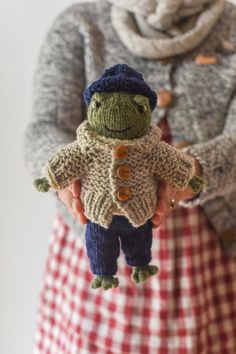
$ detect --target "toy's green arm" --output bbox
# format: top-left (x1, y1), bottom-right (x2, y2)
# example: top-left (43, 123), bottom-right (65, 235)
top-left (152, 141), bottom-right (206, 193)
top-left (34, 140), bottom-right (86, 192)
top-left (188, 175), bottom-right (205, 194)
top-left (34, 177), bottom-right (51, 192)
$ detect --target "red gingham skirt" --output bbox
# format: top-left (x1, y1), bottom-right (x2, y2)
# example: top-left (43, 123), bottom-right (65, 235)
top-left (34, 209), bottom-right (236, 354)
top-left (34, 121), bottom-right (236, 354)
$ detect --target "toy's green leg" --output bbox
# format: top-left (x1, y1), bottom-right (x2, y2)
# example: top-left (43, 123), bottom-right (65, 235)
top-left (91, 275), bottom-right (119, 290)
top-left (131, 265), bottom-right (158, 284)
top-left (188, 175), bottom-right (205, 194)
top-left (34, 177), bottom-right (50, 192)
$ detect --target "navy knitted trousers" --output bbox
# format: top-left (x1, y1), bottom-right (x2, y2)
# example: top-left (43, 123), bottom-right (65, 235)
top-left (85, 215), bottom-right (153, 277)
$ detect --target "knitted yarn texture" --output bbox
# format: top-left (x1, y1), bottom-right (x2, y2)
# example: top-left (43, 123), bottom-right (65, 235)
top-left (87, 92), bottom-right (153, 140)
top-left (37, 64), bottom-right (197, 229)
top-left (44, 120), bottom-right (195, 228)
top-left (26, 1), bottom-right (236, 254)
top-left (84, 64), bottom-right (157, 111)
top-left (109, 0), bottom-right (224, 58)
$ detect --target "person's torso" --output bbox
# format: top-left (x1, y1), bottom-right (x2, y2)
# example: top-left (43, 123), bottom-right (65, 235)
top-left (56, 0), bottom-right (236, 252)
top-left (71, 1), bottom-right (236, 146)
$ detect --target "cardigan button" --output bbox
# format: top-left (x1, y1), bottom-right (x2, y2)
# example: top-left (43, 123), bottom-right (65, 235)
top-left (117, 164), bottom-right (131, 181)
top-left (157, 90), bottom-right (173, 108)
top-left (222, 228), bottom-right (235, 244)
top-left (175, 140), bottom-right (191, 148)
top-left (221, 39), bottom-right (236, 53)
top-left (113, 145), bottom-right (129, 160)
top-left (195, 54), bottom-right (218, 65)
top-left (159, 57), bottom-right (172, 65)
top-left (117, 187), bottom-right (132, 201)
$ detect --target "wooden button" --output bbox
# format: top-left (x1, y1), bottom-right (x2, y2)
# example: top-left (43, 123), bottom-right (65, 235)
top-left (222, 228), bottom-right (235, 244)
top-left (159, 57), bottom-right (172, 65)
top-left (117, 187), bottom-right (132, 201)
top-left (157, 90), bottom-right (173, 108)
top-left (113, 145), bottom-right (129, 160)
top-left (117, 164), bottom-right (131, 180)
top-left (195, 54), bottom-right (218, 65)
top-left (175, 140), bottom-right (191, 148)
top-left (221, 39), bottom-right (236, 53)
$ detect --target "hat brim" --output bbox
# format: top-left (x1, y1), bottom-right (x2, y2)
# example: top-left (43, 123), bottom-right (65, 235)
top-left (84, 75), bottom-right (157, 111)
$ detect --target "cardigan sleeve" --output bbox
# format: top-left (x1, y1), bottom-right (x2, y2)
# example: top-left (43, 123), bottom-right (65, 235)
top-left (44, 141), bottom-right (86, 190)
top-left (23, 5), bottom-right (86, 178)
top-left (181, 91), bottom-right (236, 206)
top-left (152, 141), bottom-right (195, 190)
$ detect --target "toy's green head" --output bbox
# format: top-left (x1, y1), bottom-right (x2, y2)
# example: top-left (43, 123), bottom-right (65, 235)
top-left (87, 92), bottom-right (152, 139)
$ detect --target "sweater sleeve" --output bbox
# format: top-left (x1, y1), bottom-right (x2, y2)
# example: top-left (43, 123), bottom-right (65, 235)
top-left (152, 141), bottom-right (195, 190)
top-left (23, 5), bottom-right (86, 178)
top-left (181, 92), bottom-right (236, 206)
top-left (44, 141), bottom-right (86, 190)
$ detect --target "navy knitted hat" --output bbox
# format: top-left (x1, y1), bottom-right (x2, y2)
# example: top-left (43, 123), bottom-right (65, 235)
top-left (83, 64), bottom-right (157, 111)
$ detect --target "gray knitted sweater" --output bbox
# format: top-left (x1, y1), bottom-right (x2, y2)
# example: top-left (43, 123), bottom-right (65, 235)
top-left (24, 0), bottom-right (236, 254)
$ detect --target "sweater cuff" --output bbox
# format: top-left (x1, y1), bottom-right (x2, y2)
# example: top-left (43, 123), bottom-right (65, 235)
top-left (179, 142), bottom-right (219, 207)
top-left (43, 164), bottom-right (60, 190)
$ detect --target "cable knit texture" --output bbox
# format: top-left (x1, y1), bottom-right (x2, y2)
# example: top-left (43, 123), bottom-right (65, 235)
top-left (44, 121), bottom-right (194, 228)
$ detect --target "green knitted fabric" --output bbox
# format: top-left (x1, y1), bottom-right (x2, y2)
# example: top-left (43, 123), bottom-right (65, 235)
top-left (88, 92), bottom-right (152, 139)
top-left (188, 175), bottom-right (206, 194)
top-left (34, 177), bottom-right (50, 192)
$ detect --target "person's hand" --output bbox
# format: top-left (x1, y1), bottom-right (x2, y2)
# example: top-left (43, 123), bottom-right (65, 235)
top-left (151, 156), bottom-right (202, 229)
top-left (57, 180), bottom-right (88, 224)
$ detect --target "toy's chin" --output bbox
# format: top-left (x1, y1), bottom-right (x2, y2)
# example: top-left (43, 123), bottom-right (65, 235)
top-left (104, 125), bottom-right (133, 133)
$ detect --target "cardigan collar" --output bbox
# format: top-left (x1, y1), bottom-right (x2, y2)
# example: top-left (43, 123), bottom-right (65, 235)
top-left (77, 120), bottom-right (162, 153)
top-left (108, 0), bottom-right (224, 59)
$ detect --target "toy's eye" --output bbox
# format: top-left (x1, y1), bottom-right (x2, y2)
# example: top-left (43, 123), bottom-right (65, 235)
top-left (92, 100), bottom-right (101, 109)
top-left (137, 104), bottom-right (147, 114)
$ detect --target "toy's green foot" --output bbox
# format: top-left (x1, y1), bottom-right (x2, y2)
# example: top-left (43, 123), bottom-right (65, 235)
top-left (131, 265), bottom-right (159, 284)
top-left (188, 175), bottom-right (206, 194)
top-left (91, 275), bottom-right (119, 290)
top-left (34, 178), bottom-right (50, 192)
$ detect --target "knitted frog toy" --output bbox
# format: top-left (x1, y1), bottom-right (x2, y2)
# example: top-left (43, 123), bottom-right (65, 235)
top-left (34, 64), bottom-right (204, 290)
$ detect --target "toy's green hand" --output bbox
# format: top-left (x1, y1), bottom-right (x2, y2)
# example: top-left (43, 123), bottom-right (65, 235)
top-left (34, 177), bottom-right (50, 192)
top-left (188, 175), bottom-right (206, 194)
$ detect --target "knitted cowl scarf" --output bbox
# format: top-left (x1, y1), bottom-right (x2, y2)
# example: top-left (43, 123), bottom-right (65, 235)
top-left (108, 0), bottom-right (225, 59)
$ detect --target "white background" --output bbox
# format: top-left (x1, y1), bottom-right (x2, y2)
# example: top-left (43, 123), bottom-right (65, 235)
top-left (0, 1), bottom-right (235, 353)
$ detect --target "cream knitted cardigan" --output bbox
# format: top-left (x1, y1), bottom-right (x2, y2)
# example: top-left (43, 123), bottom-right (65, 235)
top-left (44, 121), bottom-right (195, 228)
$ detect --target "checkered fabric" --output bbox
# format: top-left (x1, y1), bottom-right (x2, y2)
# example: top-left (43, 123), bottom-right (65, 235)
top-left (34, 119), bottom-right (236, 354)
